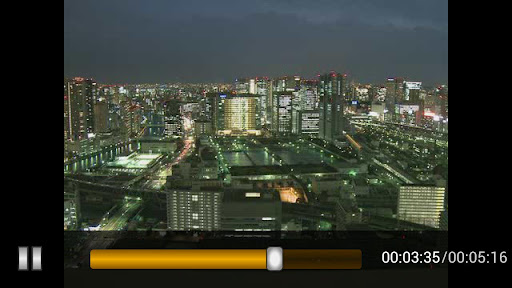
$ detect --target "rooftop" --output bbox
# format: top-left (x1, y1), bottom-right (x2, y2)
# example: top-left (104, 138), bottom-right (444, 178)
top-left (105, 153), bottom-right (163, 169)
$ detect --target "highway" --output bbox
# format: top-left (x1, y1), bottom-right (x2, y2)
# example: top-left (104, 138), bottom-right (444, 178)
top-left (140, 137), bottom-right (195, 189)
top-left (99, 198), bottom-right (142, 231)
top-left (372, 158), bottom-right (415, 184)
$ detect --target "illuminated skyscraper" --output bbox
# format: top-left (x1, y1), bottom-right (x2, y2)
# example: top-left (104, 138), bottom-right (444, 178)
top-left (224, 95), bottom-right (259, 131)
top-left (64, 77), bottom-right (98, 141)
top-left (274, 76), bottom-right (300, 92)
top-left (164, 116), bottom-right (183, 138)
top-left (235, 78), bottom-right (251, 94)
top-left (122, 103), bottom-right (142, 137)
top-left (319, 73), bottom-right (346, 141)
top-left (385, 77), bottom-right (404, 120)
top-left (256, 78), bottom-right (269, 124)
top-left (272, 92), bottom-right (293, 135)
top-left (64, 79), bottom-right (79, 143)
top-left (435, 85), bottom-right (448, 119)
top-left (404, 82), bottom-right (422, 103)
top-left (299, 111), bottom-right (320, 137)
top-left (398, 185), bottom-right (446, 228)
top-left (64, 182), bottom-right (81, 231)
top-left (167, 190), bottom-right (222, 231)
top-left (300, 87), bottom-right (319, 111)
top-left (214, 94), bottom-right (261, 135)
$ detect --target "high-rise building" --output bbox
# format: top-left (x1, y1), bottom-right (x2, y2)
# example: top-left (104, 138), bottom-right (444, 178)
top-left (224, 95), bottom-right (259, 132)
top-left (213, 93), bottom-right (226, 133)
top-left (122, 103), bottom-right (142, 137)
top-left (235, 78), bottom-right (251, 94)
top-left (319, 73), bottom-right (346, 141)
top-left (249, 78), bottom-right (256, 94)
top-left (354, 85), bottom-right (370, 102)
top-left (300, 87), bottom-right (319, 111)
top-left (201, 93), bottom-right (216, 121)
top-left (234, 78), bottom-right (270, 125)
top-left (194, 119), bottom-right (213, 136)
top-left (64, 199), bottom-right (78, 231)
top-left (385, 77), bottom-right (404, 120)
top-left (143, 112), bottom-right (166, 137)
top-left (93, 99), bottom-right (109, 134)
top-left (272, 92), bottom-right (294, 135)
top-left (404, 82), bottom-right (422, 103)
top-left (273, 76), bottom-right (300, 92)
top-left (299, 111), bottom-right (320, 137)
top-left (256, 78), bottom-right (269, 124)
top-left (64, 182), bottom-right (80, 231)
top-left (266, 80), bottom-right (274, 127)
top-left (64, 77), bottom-right (98, 141)
top-left (64, 79), bottom-right (80, 143)
top-left (166, 189), bottom-right (222, 231)
top-left (435, 85), bottom-right (448, 119)
top-left (214, 93), bottom-right (261, 135)
top-left (397, 185), bottom-right (446, 229)
top-left (164, 116), bottom-right (183, 138)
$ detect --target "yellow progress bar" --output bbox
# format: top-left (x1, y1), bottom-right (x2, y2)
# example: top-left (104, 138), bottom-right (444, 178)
top-left (90, 249), bottom-right (362, 270)
top-left (90, 249), bottom-right (266, 270)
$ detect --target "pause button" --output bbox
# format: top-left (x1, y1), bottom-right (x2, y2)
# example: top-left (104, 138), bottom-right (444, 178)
top-left (18, 247), bottom-right (42, 271)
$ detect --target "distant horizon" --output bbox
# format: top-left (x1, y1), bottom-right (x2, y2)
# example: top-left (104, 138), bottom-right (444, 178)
top-left (65, 0), bottom-right (447, 86)
top-left (63, 73), bottom-right (448, 88)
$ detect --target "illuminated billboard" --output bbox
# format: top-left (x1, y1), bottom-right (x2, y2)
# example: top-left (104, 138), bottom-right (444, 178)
top-left (396, 104), bottom-right (420, 115)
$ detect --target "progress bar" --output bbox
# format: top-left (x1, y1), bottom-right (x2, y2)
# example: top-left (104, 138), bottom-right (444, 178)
top-left (90, 248), bottom-right (362, 270)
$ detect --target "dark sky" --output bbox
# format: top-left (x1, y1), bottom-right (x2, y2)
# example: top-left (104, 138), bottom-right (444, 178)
top-left (64, 0), bottom-right (448, 85)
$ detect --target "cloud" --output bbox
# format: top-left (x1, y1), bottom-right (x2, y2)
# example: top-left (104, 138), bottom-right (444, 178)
top-left (64, 0), bottom-right (448, 85)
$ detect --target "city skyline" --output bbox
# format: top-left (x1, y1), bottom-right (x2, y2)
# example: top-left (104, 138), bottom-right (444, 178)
top-left (63, 74), bottom-right (447, 88)
top-left (64, 72), bottom-right (448, 233)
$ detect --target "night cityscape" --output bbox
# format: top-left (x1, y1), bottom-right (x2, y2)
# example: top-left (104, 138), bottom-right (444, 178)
top-left (63, 0), bottom-right (449, 273)
top-left (64, 71), bottom-right (448, 233)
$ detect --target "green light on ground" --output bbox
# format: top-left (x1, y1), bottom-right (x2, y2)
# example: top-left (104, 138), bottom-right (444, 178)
top-left (319, 221), bottom-right (332, 231)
